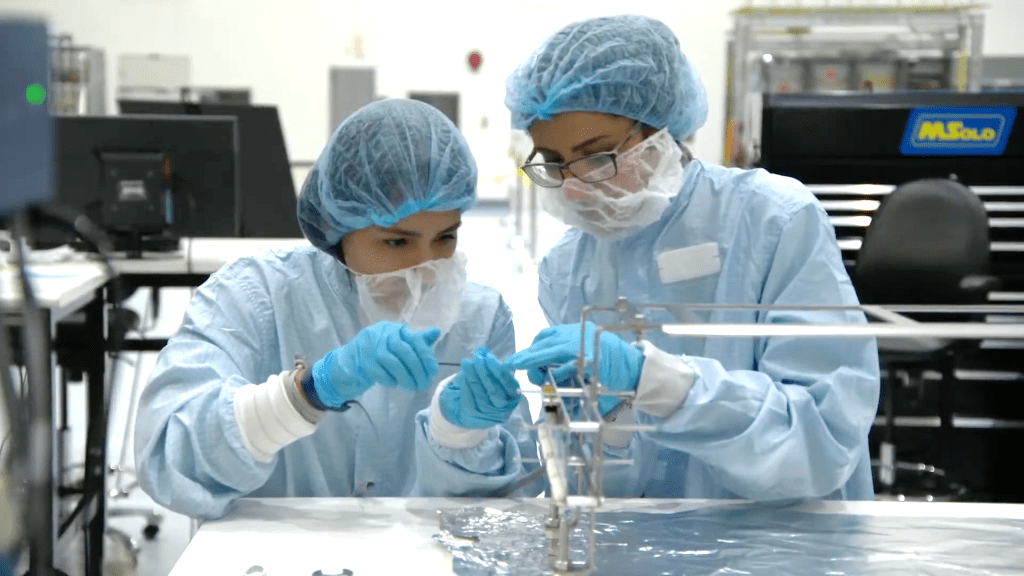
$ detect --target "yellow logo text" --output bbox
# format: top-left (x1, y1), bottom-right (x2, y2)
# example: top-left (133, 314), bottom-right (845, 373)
top-left (916, 121), bottom-right (998, 142)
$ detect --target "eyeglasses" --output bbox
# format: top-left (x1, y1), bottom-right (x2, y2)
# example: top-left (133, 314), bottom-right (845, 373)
top-left (521, 121), bottom-right (643, 188)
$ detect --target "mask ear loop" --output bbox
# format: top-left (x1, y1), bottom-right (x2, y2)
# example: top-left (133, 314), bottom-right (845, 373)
top-left (678, 140), bottom-right (694, 165)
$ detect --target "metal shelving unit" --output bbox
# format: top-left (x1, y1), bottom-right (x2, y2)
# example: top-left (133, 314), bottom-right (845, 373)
top-left (724, 2), bottom-right (987, 167)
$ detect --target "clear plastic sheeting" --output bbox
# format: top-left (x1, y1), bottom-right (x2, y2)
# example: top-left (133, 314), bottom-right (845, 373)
top-left (436, 502), bottom-right (1024, 575)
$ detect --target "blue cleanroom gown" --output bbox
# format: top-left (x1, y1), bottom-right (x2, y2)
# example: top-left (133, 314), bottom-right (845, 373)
top-left (135, 245), bottom-right (536, 519)
top-left (531, 160), bottom-right (880, 500)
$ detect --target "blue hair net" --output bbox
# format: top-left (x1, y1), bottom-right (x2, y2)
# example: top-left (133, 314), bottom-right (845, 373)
top-left (297, 98), bottom-right (477, 252)
top-left (505, 15), bottom-right (708, 141)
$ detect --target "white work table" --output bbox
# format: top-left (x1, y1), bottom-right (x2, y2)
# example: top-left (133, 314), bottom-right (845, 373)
top-left (0, 261), bottom-right (108, 321)
top-left (170, 497), bottom-right (1024, 576)
top-left (6, 237), bottom-right (309, 279)
top-left (0, 259), bottom-right (111, 576)
top-left (109, 237), bottom-right (311, 276)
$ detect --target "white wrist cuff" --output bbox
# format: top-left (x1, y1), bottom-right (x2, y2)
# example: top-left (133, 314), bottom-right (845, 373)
top-left (632, 341), bottom-right (696, 418)
top-left (428, 375), bottom-right (490, 449)
top-left (233, 370), bottom-right (322, 463)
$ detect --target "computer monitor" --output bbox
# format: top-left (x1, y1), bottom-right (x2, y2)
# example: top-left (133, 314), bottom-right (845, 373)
top-left (118, 100), bottom-right (303, 238)
top-left (35, 114), bottom-right (240, 253)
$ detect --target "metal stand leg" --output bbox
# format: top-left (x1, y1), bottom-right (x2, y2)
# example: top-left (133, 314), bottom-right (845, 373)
top-left (937, 351), bottom-right (956, 497)
top-left (27, 307), bottom-right (55, 576)
top-left (879, 367), bottom-right (897, 493)
top-left (81, 294), bottom-right (106, 576)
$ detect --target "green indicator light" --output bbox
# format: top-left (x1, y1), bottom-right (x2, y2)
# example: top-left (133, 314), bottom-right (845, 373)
top-left (26, 83), bottom-right (47, 105)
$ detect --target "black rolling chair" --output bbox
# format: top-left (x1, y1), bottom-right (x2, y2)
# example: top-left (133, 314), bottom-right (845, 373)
top-left (852, 178), bottom-right (1000, 500)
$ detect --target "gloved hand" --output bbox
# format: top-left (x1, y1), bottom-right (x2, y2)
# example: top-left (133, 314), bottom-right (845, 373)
top-left (311, 321), bottom-right (441, 409)
top-left (505, 322), bottom-right (643, 414)
top-left (439, 347), bottom-right (521, 429)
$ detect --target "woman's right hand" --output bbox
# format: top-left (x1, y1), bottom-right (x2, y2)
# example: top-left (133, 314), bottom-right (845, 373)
top-left (439, 347), bottom-right (521, 429)
top-left (311, 321), bottom-right (441, 408)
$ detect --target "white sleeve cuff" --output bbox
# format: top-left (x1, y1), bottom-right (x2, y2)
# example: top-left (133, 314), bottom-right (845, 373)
top-left (232, 371), bottom-right (322, 463)
top-left (428, 375), bottom-right (490, 450)
top-left (632, 341), bottom-right (697, 418)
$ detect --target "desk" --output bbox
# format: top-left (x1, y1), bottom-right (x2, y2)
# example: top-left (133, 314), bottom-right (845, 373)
top-left (0, 262), bottom-right (108, 320)
top-left (3, 240), bottom-right (303, 575)
top-left (171, 497), bottom-right (1024, 576)
top-left (1, 261), bottom-right (109, 576)
top-left (108, 238), bottom-right (310, 352)
top-left (110, 237), bottom-right (311, 277)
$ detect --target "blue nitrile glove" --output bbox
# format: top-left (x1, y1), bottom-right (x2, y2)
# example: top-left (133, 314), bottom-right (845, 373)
top-left (439, 347), bottom-right (521, 429)
top-left (310, 321), bottom-right (441, 409)
top-left (505, 322), bottom-right (643, 414)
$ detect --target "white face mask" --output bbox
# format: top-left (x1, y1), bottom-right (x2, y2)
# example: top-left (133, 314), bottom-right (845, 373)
top-left (541, 128), bottom-right (686, 239)
top-left (348, 250), bottom-right (467, 337)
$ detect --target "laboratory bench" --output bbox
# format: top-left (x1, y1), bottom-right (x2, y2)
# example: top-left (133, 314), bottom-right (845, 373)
top-left (170, 496), bottom-right (1024, 576)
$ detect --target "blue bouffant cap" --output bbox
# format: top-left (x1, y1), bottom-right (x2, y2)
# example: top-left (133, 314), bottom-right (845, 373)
top-left (297, 98), bottom-right (477, 252)
top-left (505, 15), bottom-right (708, 141)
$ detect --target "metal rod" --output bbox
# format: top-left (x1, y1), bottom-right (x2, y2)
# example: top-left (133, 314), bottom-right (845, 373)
top-left (595, 301), bottom-right (1024, 314)
top-left (879, 305), bottom-right (1024, 314)
top-left (14, 211), bottom-right (56, 576)
top-left (536, 388), bottom-right (633, 399)
top-left (659, 322), bottom-right (1024, 339)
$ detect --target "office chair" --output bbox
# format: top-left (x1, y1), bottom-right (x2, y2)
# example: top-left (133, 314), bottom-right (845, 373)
top-left (852, 177), bottom-right (999, 500)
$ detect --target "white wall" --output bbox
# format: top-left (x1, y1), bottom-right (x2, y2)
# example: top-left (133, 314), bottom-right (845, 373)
top-left (3, 0), bottom-right (1023, 198)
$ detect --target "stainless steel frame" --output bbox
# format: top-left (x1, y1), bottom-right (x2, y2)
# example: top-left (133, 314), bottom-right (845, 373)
top-left (725, 3), bottom-right (986, 167)
top-left (527, 297), bottom-right (1024, 573)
